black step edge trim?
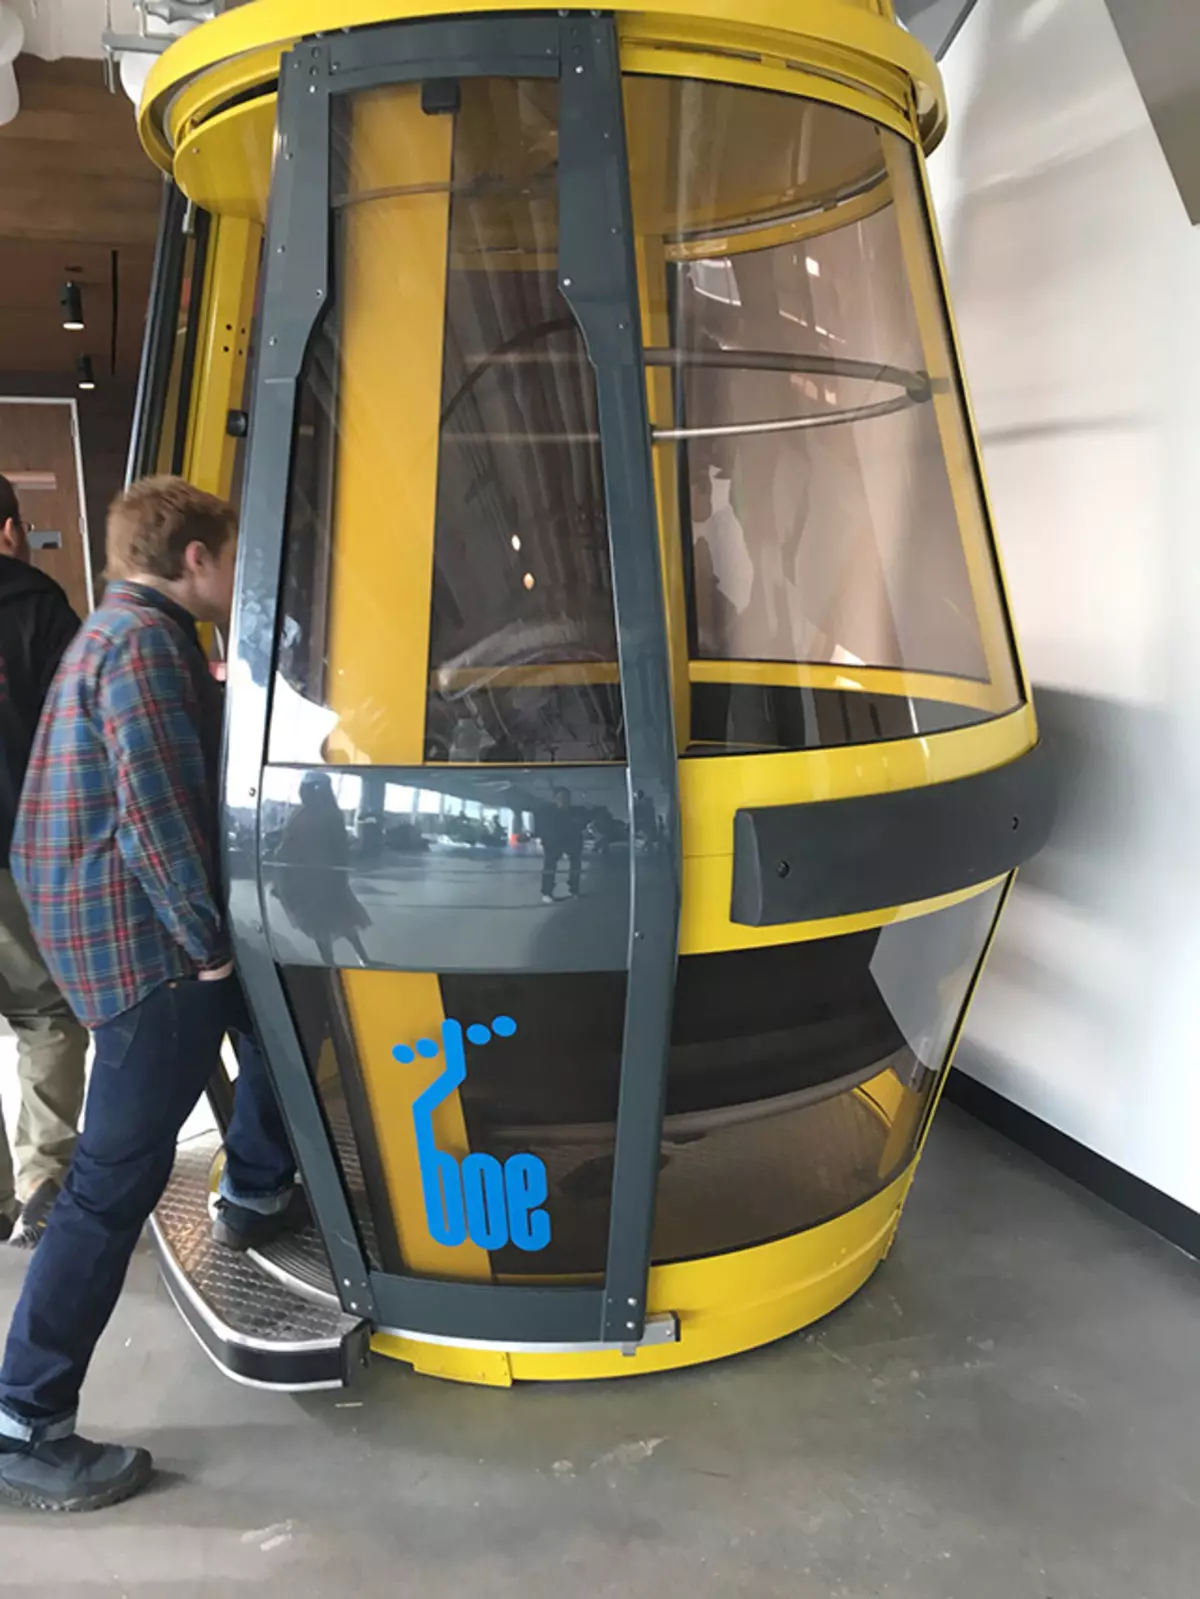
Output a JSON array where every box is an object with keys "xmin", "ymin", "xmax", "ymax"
[{"xmin": 731, "ymin": 738, "xmax": 1056, "ymax": 926}]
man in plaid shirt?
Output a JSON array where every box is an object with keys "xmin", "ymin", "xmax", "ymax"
[{"xmin": 0, "ymin": 478, "xmax": 301, "ymax": 1514}]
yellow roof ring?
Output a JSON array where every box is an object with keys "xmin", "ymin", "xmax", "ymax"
[
  {"xmin": 138, "ymin": 0, "xmax": 945, "ymax": 176},
  {"xmin": 164, "ymin": 44, "xmax": 284, "ymax": 160}
]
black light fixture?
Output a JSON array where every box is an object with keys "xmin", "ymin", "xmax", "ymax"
[
  {"xmin": 76, "ymin": 355, "xmax": 95, "ymax": 391},
  {"xmin": 60, "ymin": 281, "xmax": 84, "ymax": 331}
]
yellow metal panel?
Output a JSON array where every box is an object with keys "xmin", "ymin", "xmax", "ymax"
[
  {"xmin": 681, "ymin": 859, "xmax": 1008, "ymax": 955},
  {"xmin": 371, "ymin": 1163, "xmax": 913, "ymax": 1383},
  {"xmin": 139, "ymin": 0, "xmax": 945, "ymax": 174},
  {"xmin": 323, "ymin": 85, "xmax": 451, "ymax": 766},
  {"xmin": 619, "ymin": 40, "xmax": 913, "ymax": 139},
  {"xmin": 675, "ymin": 705, "xmax": 1033, "ymax": 953},
  {"xmin": 370, "ymin": 1328, "xmax": 514, "ymax": 1386},
  {"xmin": 183, "ymin": 214, "xmax": 261, "ymax": 496},
  {"xmin": 166, "ymin": 45, "xmax": 284, "ymax": 153},
  {"xmin": 619, "ymin": 10, "xmax": 943, "ymax": 148},
  {"xmin": 680, "ymin": 700, "xmax": 1036, "ymax": 859},
  {"xmin": 175, "ymin": 97, "xmax": 276, "ymax": 223},
  {"xmin": 152, "ymin": 45, "xmax": 919, "ymax": 237}
]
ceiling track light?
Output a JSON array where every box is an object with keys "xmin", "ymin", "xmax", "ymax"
[
  {"xmin": 60, "ymin": 281, "xmax": 84, "ymax": 331},
  {"xmin": 76, "ymin": 356, "xmax": 96, "ymax": 392}
]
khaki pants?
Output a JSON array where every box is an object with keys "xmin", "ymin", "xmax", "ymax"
[{"xmin": 0, "ymin": 869, "xmax": 88, "ymax": 1217}]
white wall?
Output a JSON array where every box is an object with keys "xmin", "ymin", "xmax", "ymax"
[
  {"xmin": 8, "ymin": 0, "xmax": 138, "ymax": 61},
  {"xmin": 929, "ymin": 0, "xmax": 1200, "ymax": 1210}
]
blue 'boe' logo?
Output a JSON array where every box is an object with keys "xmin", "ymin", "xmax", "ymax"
[{"xmin": 392, "ymin": 1016, "xmax": 551, "ymax": 1253}]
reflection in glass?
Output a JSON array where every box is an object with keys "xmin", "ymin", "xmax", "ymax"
[
  {"xmin": 260, "ymin": 767, "xmax": 633, "ymax": 974},
  {"xmin": 535, "ymin": 787, "xmax": 586, "ymax": 903},
  {"xmin": 426, "ymin": 79, "xmax": 622, "ymax": 765},
  {"xmin": 270, "ymin": 771, "xmax": 372, "ymax": 966},
  {"xmin": 625, "ymin": 77, "xmax": 1023, "ymax": 754},
  {"xmin": 270, "ymin": 78, "xmax": 622, "ymax": 768}
]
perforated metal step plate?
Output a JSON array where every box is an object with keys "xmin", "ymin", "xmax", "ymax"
[
  {"xmin": 251, "ymin": 1225, "xmax": 342, "ymax": 1308},
  {"xmin": 151, "ymin": 1134, "xmax": 369, "ymax": 1391}
]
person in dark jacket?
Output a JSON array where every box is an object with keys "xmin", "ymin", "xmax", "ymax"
[
  {"xmin": 537, "ymin": 786, "xmax": 586, "ymax": 902},
  {"xmin": 271, "ymin": 770, "xmax": 372, "ymax": 965},
  {"xmin": 0, "ymin": 475, "xmax": 87, "ymax": 1251}
]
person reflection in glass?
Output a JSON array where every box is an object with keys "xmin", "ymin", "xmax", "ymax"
[
  {"xmin": 273, "ymin": 771, "xmax": 372, "ymax": 966},
  {"xmin": 633, "ymin": 788, "xmax": 660, "ymax": 853},
  {"xmin": 690, "ymin": 449, "xmax": 750, "ymax": 658},
  {"xmin": 537, "ymin": 786, "xmax": 585, "ymax": 904}
]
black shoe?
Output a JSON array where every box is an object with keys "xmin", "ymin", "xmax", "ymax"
[
  {"xmin": 9, "ymin": 1180, "xmax": 60, "ymax": 1251},
  {"xmin": 0, "ymin": 1433, "xmax": 152, "ymax": 1513},
  {"xmin": 211, "ymin": 1185, "xmax": 311, "ymax": 1252}
]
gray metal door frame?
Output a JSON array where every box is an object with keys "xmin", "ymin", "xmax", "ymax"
[{"xmin": 225, "ymin": 13, "xmax": 681, "ymax": 1346}]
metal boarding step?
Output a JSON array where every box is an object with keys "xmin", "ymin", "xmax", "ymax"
[{"xmin": 150, "ymin": 1133, "xmax": 369, "ymax": 1392}]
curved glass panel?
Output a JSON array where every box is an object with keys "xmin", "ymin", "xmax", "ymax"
[
  {"xmin": 625, "ymin": 77, "xmax": 1023, "ymax": 754},
  {"xmin": 282, "ymin": 965, "xmax": 628, "ymax": 1282},
  {"xmin": 648, "ymin": 882, "xmax": 1004, "ymax": 1260},
  {"xmin": 277, "ymin": 885, "xmax": 1002, "ymax": 1279},
  {"xmin": 434, "ymin": 882, "xmax": 1003, "ymax": 1274},
  {"xmin": 270, "ymin": 77, "xmax": 621, "ymax": 767}
]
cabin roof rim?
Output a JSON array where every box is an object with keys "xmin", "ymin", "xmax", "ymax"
[{"xmin": 137, "ymin": 0, "xmax": 946, "ymax": 177}]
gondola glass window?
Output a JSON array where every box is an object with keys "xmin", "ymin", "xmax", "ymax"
[
  {"xmin": 270, "ymin": 77, "xmax": 622, "ymax": 767},
  {"xmin": 625, "ymin": 77, "xmax": 1023, "ymax": 755},
  {"xmin": 648, "ymin": 882, "xmax": 1005, "ymax": 1265},
  {"xmin": 439, "ymin": 881, "xmax": 1005, "ymax": 1274}
]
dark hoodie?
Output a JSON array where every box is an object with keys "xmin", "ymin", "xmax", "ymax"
[{"xmin": 0, "ymin": 555, "xmax": 79, "ymax": 867}]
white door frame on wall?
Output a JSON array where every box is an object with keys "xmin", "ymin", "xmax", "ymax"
[{"xmin": 0, "ymin": 395, "xmax": 96, "ymax": 612}]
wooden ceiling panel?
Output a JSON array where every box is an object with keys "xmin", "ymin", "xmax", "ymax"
[{"xmin": 0, "ymin": 58, "xmax": 161, "ymax": 381}]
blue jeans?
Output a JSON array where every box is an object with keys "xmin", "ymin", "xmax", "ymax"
[{"xmin": 0, "ymin": 975, "xmax": 295, "ymax": 1442}]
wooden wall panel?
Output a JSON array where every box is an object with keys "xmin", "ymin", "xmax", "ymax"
[
  {"xmin": 0, "ymin": 399, "xmax": 92, "ymax": 618},
  {"xmin": 0, "ymin": 372, "xmax": 137, "ymax": 578}
]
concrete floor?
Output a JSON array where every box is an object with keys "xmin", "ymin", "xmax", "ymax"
[{"xmin": 0, "ymin": 1103, "xmax": 1197, "ymax": 1598}]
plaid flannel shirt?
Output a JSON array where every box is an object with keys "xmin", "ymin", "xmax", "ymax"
[{"xmin": 11, "ymin": 582, "xmax": 230, "ymax": 1027}]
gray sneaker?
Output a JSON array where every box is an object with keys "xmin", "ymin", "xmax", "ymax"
[
  {"xmin": 9, "ymin": 1180, "xmax": 60, "ymax": 1251},
  {"xmin": 0, "ymin": 1434, "xmax": 153, "ymax": 1513}
]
